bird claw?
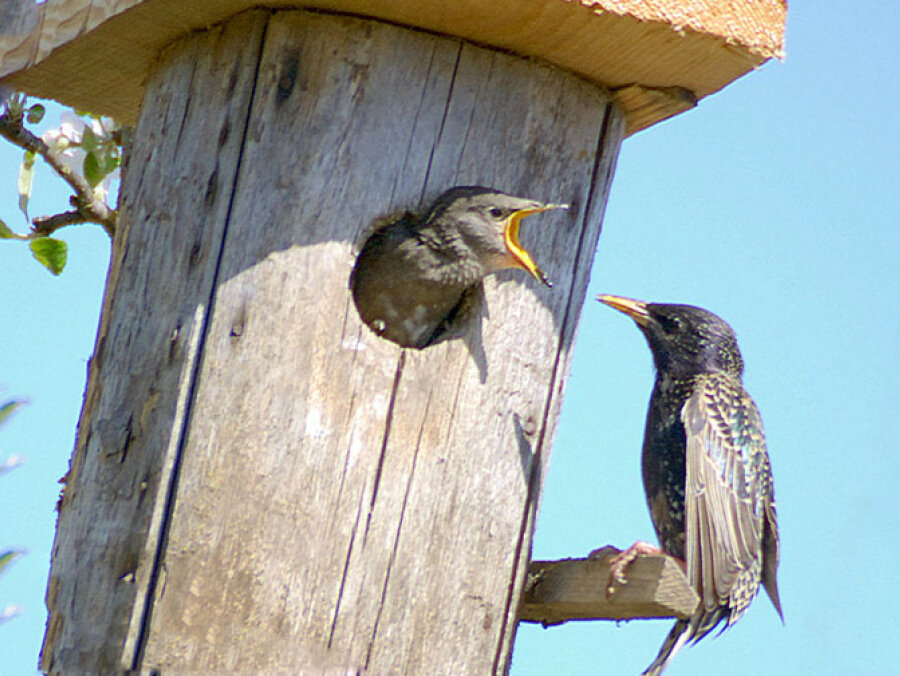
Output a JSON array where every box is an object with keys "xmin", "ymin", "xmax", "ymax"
[{"xmin": 589, "ymin": 541, "xmax": 663, "ymax": 597}]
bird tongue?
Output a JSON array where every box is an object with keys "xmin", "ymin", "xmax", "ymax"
[{"xmin": 504, "ymin": 204, "xmax": 567, "ymax": 288}]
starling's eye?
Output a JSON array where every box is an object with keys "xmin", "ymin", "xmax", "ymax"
[
  {"xmin": 658, "ymin": 315, "xmax": 681, "ymax": 334},
  {"xmin": 488, "ymin": 207, "xmax": 504, "ymax": 219}
]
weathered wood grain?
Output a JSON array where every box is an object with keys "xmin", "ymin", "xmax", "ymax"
[
  {"xmin": 0, "ymin": 0, "xmax": 786, "ymax": 134},
  {"xmin": 40, "ymin": 11, "xmax": 270, "ymax": 672},
  {"xmin": 360, "ymin": 45, "xmax": 625, "ymax": 675},
  {"xmin": 520, "ymin": 556, "xmax": 700, "ymax": 625},
  {"xmin": 138, "ymin": 13, "xmax": 465, "ymax": 670},
  {"xmin": 42, "ymin": 10, "xmax": 626, "ymax": 673}
]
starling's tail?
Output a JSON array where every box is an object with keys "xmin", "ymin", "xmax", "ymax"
[{"xmin": 641, "ymin": 619, "xmax": 693, "ymax": 676}]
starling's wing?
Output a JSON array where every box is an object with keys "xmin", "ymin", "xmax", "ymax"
[
  {"xmin": 760, "ymin": 447, "xmax": 783, "ymax": 621},
  {"xmin": 681, "ymin": 373, "xmax": 779, "ymax": 639}
]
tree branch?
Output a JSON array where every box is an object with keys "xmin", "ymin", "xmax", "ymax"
[
  {"xmin": 31, "ymin": 209, "xmax": 90, "ymax": 237},
  {"xmin": 0, "ymin": 107, "xmax": 116, "ymax": 238}
]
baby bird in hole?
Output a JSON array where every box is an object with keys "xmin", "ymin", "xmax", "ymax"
[{"xmin": 350, "ymin": 186, "xmax": 566, "ymax": 349}]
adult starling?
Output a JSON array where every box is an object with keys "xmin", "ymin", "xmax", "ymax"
[
  {"xmin": 597, "ymin": 295, "xmax": 782, "ymax": 675},
  {"xmin": 350, "ymin": 187, "xmax": 566, "ymax": 348}
]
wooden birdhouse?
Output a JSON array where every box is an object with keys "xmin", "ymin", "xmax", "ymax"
[{"xmin": 0, "ymin": 0, "xmax": 785, "ymax": 671}]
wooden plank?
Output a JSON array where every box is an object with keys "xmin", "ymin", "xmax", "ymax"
[
  {"xmin": 129, "ymin": 10, "xmax": 623, "ymax": 672},
  {"xmin": 39, "ymin": 11, "xmax": 271, "ymax": 672},
  {"xmin": 520, "ymin": 556, "xmax": 700, "ymax": 625},
  {"xmin": 612, "ymin": 84, "xmax": 698, "ymax": 136},
  {"xmin": 0, "ymin": 0, "xmax": 786, "ymax": 133},
  {"xmin": 136, "ymin": 14, "xmax": 462, "ymax": 670},
  {"xmin": 361, "ymin": 45, "xmax": 625, "ymax": 675}
]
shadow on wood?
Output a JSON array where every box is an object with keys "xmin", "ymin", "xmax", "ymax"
[
  {"xmin": 519, "ymin": 552, "xmax": 698, "ymax": 626},
  {"xmin": 38, "ymin": 10, "xmax": 625, "ymax": 673}
]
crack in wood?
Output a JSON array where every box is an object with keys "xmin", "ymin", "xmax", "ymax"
[
  {"xmin": 363, "ymin": 350, "xmax": 406, "ymax": 545},
  {"xmin": 128, "ymin": 11, "xmax": 275, "ymax": 670},
  {"xmin": 494, "ymin": 100, "xmax": 619, "ymax": 674},
  {"xmin": 338, "ymin": 295, "xmax": 354, "ymax": 344},
  {"xmin": 42, "ymin": 11, "xmax": 626, "ymax": 671},
  {"xmin": 328, "ymin": 488, "xmax": 366, "ymax": 649},
  {"xmin": 437, "ymin": 359, "xmax": 471, "ymax": 468},
  {"xmin": 419, "ymin": 43, "xmax": 462, "ymax": 207},
  {"xmin": 333, "ymin": 393, "xmax": 360, "ymax": 516},
  {"xmin": 173, "ymin": 62, "xmax": 196, "ymax": 150},
  {"xmin": 364, "ymin": 390, "xmax": 431, "ymax": 670}
]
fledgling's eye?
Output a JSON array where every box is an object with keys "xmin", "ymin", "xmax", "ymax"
[{"xmin": 488, "ymin": 207, "xmax": 504, "ymax": 219}]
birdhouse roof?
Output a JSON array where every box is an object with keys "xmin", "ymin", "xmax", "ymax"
[{"xmin": 0, "ymin": 0, "xmax": 785, "ymax": 135}]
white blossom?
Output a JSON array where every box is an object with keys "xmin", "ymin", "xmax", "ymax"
[
  {"xmin": 0, "ymin": 604, "xmax": 23, "ymax": 623},
  {"xmin": 0, "ymin": 454, "xmax": 24, "ymax": 474},
  {"xmin": 40, "ymin": 111, "xmax": 119, "ymax": 201}
]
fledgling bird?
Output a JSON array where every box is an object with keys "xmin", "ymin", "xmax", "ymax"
[
  {"xmin": 350, "ymin": 186, "xmax": 566, "ymax": 348},
  {"xmin": 597, "ymin": 295, "xmax": 782, "ymax": 675}
]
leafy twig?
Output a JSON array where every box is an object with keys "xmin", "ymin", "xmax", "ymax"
[
  {"xmin": 31, "ymin": 208, "xmax": 91, "ymax": 237},
  {"xmin": 0, "ymin": 106, "xmax": 116, "ymax": 237}
]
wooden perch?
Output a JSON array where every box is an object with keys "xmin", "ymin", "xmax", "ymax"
[{"xmin": 519, "ymin": 552, "xmax": 699, "ymax": 626}]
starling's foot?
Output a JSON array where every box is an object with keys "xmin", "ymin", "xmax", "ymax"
[{"xmin": 589, "ymin": 541, "xmax": 663, "ymax": 597}]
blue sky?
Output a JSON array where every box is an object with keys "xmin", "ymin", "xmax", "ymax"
[{"xmin": 1, "ymin": 2, "xmax": 898, "ymax": 674}]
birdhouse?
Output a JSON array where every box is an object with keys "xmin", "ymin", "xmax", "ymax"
[{"xmin": 0, "ymin": 0, "xmax": 785, "ymax": 672}]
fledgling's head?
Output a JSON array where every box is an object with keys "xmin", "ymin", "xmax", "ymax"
[
  {"xmin": 598, "ymin": 295, "xmax": 744, "ymax": 378},
  {"xmin": 426, "ymin": 187, "xmax": 567, "ymax": 287}
]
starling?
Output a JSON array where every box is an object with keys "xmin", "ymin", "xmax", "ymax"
[
  {"xmin": 350, "ymin": 187, "xmax": 566, "ymax": 348},
  {"xmin": 597, "ymin": 295, "xmax": 782, "ymax": 675}
]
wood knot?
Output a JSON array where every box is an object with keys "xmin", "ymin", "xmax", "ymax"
[
  {"xmin": 522, "ymin": 415, "xmax": 538, "ymax": 437},
  {"xmin": 277, "ymin": 50, "xmax": 300, "ymax": 102}
]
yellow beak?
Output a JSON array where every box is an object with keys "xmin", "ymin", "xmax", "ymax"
[
  {"xmin": 597, "ymin": 294, "xmax": 651, "ymax": 327},
  {"xmin": 504, "ymin": 203, "xmax": 567, "ymax": 288}
]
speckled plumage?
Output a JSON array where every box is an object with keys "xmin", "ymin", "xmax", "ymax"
[
  {"xmin": 350, "ymin": 187, "xmax": 563, "ymax": 348},
  {"xmin": 598, "ymin": 296, "xmax": 782, "ymax": 675}
]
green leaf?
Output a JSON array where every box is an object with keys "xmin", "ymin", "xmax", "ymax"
[
  {"xmin": 80, "ymin": 124, "xmax": 98, "ymax": 152},
  {"xmin": 0, "ymin": 400, "xmax": 25, "ymax": 428},
  {"xmin": 26, "ymin": 103, "xmax": 45, "ymax": 124},
  {"xmin": 83, "ymin": 151, "xmax": 102, "ymax": 188},
  {"xmin": 0, "ymin": 216, "xmax": 27, "ymax": 240},
  {"xmin": 0, "ymin": 217, "xmax": 17, "ymax": 240},
  {"xmin": 0, "ymin": 551, "xmax": 24, "ymax": 576},
  {"xmin": 29, "ymin": 238, "xmax": 67, "ymax": 275},
  {"xmin": 17, "ymin": 150, "xmax": 36, "ymax": 219},
  {"xmin": 101, "ymin": 144, "xmax": 120, "ymax": 176}
]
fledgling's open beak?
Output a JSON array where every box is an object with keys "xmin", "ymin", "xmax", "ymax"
[
  {"xmin": 504, "ymin": 203, "xmax": 568, "ymax": 288},
  {"xmin": 597, "ymin": 294, "xmax": 652, "ymax": 327}
]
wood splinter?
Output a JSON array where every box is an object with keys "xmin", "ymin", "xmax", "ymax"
[{"xmin": 519, "ymin": 550, "xmax": 699, "ymax": 626}]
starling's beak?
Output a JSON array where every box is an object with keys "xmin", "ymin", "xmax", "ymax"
[
  {"xmin": 597, "ymin": 294, "xmax": 651, "ymax": 328},
  {"xmin": 504, "ymin": 203, "xmax": 567, "ymax": 288}
]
